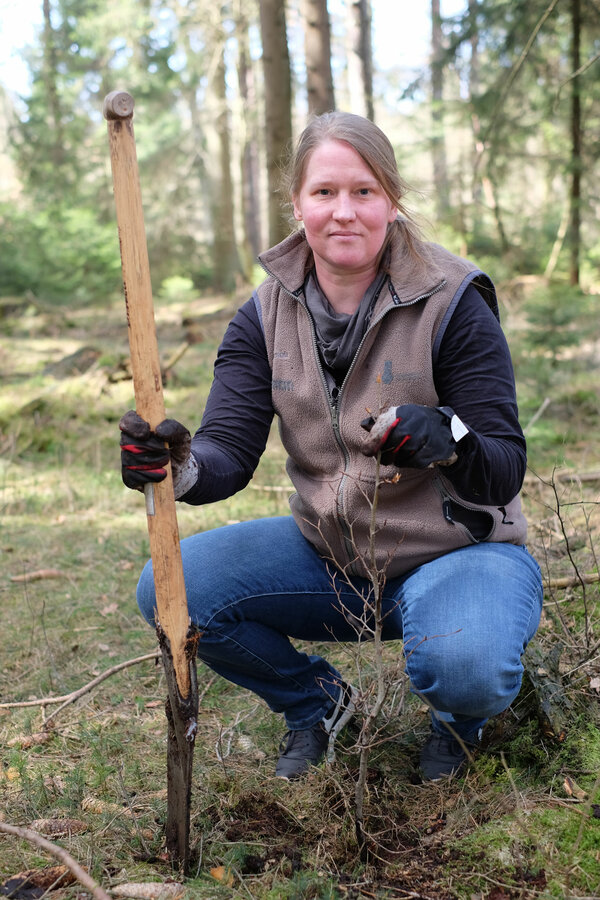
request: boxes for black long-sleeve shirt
[182,283,526,508]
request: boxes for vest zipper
[292,296,357,567]
[323,282,446,570]
[260,271,447,572]
[388,279,447,308]
[327,394,357,566]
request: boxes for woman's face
[292,139,397,281]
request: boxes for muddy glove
[360,404,463,468]
[119,410,198,497]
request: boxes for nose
[332,193,356,222]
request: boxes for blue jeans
[137,516,543,740]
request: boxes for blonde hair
[285,111,423,266]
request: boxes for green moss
[449,803,599,899]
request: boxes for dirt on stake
[103,90,199,873]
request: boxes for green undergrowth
[1,285,599,898]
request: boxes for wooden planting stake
[104,90,199,873]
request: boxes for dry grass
[1,290,599,899]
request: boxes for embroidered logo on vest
[380,360,421,384]
[273,378,294,392]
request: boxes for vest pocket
[436,479,495,542]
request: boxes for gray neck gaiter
[303,268,387,383]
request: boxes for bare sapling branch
[307,390,412,860]
[532,467,597,650]
[548,475,592,648]
[520,466,598,738]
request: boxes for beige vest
[256,229,528,577]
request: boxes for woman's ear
[292,197,302,221]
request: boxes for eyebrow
[305,173,380,188]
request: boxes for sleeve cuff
[172,455,199,499]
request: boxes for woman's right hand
[119,410,197,496]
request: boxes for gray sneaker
[419,730,481,781]
[275,682,357,779]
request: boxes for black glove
[360,404,458,468]
[119,410,192,491]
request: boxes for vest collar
[258,226,447,305]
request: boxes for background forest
[1,0,599,298]
[1,1,600,899]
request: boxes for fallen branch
[0,822,112,900]
[524,469,600,485]
[523,397,550,434]
[553,470,600,483]
[0,651,160,721]
[163,340,191,374]
[10,569,68,583]
[544,572,600,590]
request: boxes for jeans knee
[443,669,520,719]
[136,560,157,626]
[409,642,522,719]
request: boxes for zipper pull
[442,499,454,524]
[331,400,339,432]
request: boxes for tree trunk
[431,0,449,218]
[569,0,581,287]
[258,0,293,246]
[468,0,483,222]
[236,9,263,271]
[42,0,65,171]
[345,0,374,121]
[301,0,335,115]
[210,41,242,292]
[484,164,509,254]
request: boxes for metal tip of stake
[144,483,156,516]
[103,90,134,120]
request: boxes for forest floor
[0,283,599,899]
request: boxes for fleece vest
[255,229,527,578]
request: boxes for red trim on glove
[392,434,411,454]
[379,417,400,445]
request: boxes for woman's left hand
[360,404,459,468]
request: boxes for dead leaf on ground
[10,569,67,583]
[111,883,184,900]
[563,775,587,799]
[43,775,66,794]
[0,866,76,899]
[100,602,118,616]
[589,675,600,693]
[209,866,235,887]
